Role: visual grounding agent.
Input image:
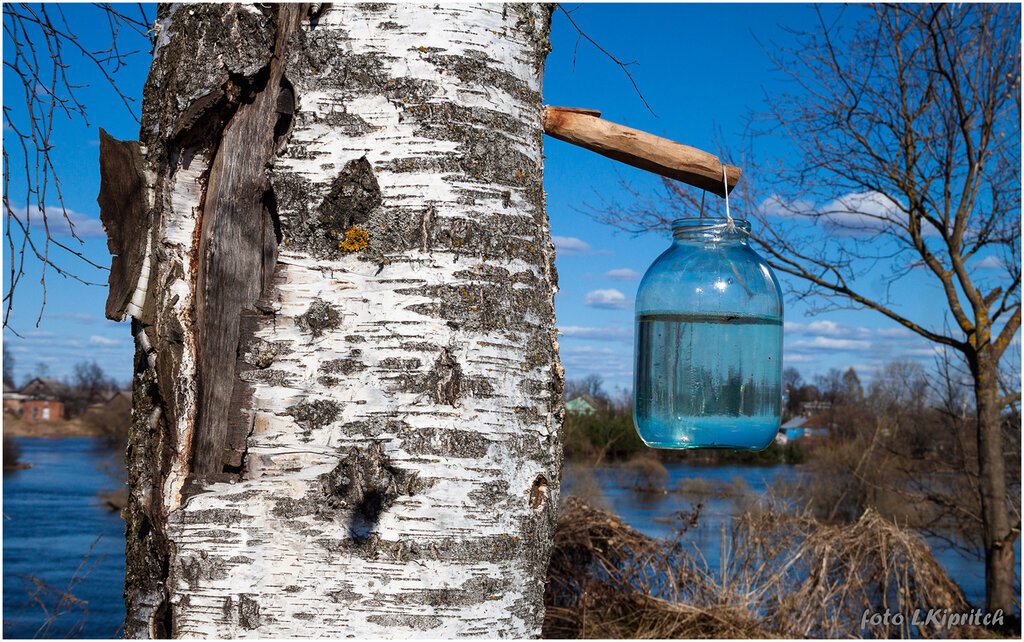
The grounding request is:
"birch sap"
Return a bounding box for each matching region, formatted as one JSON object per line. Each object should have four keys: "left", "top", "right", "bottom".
{"left": 635, "top": 312, "right": 782, "bottom": 449}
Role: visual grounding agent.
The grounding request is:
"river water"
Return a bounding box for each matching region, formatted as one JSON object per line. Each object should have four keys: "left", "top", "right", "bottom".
{"left": 1, "top": 437, "right": 1006, "bottom": 637}
{"left": 3, "top": 438, "right": 126, "bottom": 639}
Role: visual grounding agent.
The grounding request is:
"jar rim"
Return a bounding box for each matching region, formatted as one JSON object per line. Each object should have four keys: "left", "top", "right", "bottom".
{"left": 671, "top": 217, "right": 751, "bottom": 234}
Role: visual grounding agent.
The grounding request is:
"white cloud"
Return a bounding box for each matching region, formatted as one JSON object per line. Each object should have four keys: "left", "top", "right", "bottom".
{"left": 10, "top": 206, "right": 106, "bottom": 238}
{"left": 552, "top": 235, "right": 613, "bottom": 256}
{"left": 47, "top": 313, "right": 98, "bottom": 324}
{"left": 876, "top": 327, "right": 914, "bottom": 339}
{"left": 553, "top": 236, "right": 591, "bottom": 255}
{"left": 848, "top": 363, "right": 881, "bottom": 375}
{"left": 973, "top": 256, "right": 1006, "bottom": 270}
{"left": 761, "top": 191, "right": 941, "bottom": 238}
{"left": 758, "top": 194, "right": 815, "bottom": 219}
{"left": 583, "top": 288, "right": 631, "bottom": 310}
{"left": 559, "top": 345, "right": 633, "bottom": 378}
{"left": 805, "top": 320, "right": 843, "bottom": 336}
{"left": 786, "top": 319, "right": 871, "bottom": 340}
{"left": 564, "top": 346, "right": 619, "bottom": 355}
{"left": 900, "top": 344, "right": 945, "bottom": 358}
{"left": 820, "top": 191, "right": 905, "bottom": 232}
{"left": 602, "top": 268, "right": 641, "bottom": 281}
{"left": 827, "top": 192, "right": 944, "bottom": 237}
{"left": 780, "top": 314, "right": 963, "bottom": 384}
{"left": 789, "top": 337, "right": 872, "bottom": 351}
{"left": 4, "top": 326, "right": 134, "bottom": 384}
{"left": 560, "top": 324, "right": 633, "bottom": 343}
{"left": 782, "top": 354, "right": 817, "bottom": 363}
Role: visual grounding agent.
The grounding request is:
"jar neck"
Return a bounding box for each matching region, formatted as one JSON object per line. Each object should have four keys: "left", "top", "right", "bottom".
{"left": 671, "top": 217, "right": 751, "bottom": 244}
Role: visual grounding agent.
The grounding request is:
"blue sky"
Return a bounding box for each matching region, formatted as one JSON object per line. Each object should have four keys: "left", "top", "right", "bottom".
{"left": 2, "top": 4, "right": 1009, "bottom": 392}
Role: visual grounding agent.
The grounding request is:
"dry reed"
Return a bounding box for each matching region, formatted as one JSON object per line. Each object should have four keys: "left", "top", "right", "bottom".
{"left": 543, "top": 497, "right": 990, "bottom": 639}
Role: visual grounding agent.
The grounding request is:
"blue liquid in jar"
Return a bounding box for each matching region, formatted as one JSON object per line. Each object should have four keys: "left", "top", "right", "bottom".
{"left": 634, "top": 312, "right": 782, "bottom": 449}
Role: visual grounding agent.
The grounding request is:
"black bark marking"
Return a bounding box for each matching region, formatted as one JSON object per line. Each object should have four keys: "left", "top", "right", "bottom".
{"left": 222, "top": 308, "right": 270, "bottom": 473}
{"left": 318, "top": 157, "right": 381, "bottom": 234}
{"left": 429, "top": 348, "right": 462, "bottom": 406}
{"left": 298, "top": 299, "right": 340, "bottom": 338}
{"left": 238, "top": 594, "right": 260, "bottom": 630}
{"left": 191, "top": 5, "right": 304, "bottom": 476}
{"left": 123, "top": 356, "right": 176, "bottom": 638}
{"left": 151, "top": 596, "right": 171, "bottom": 638}
{"left": 97, "top": 129, "right": 150, "bottom": 322}
{"left": 274, "top": 77, "right": 295, "bottom": 146}
{"left": 288, "top": 398, "right": 341, "bottom": 441}
{"left": 321, "top": 357, "right": 365, "bottom": 375}
{"left": 321, "top": 444, "right": 414, "bottom": 544}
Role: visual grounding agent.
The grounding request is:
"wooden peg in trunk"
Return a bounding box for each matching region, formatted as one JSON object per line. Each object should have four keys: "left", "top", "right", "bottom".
{"left": 543, "top": 106, "right": 741, "bottom": 197}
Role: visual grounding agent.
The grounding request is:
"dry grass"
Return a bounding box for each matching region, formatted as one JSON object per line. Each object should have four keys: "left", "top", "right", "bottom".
{"left": 624, "top": 453, "right": 669, "bottom": 491}
{"left": 2, "top": 536, "right": 106, "bottom": 638}
{"left": 543, "top": 497, "right": 989, "bottom": 639}
{"left": 2, "top": 414, "right": 104, "bottom": 438}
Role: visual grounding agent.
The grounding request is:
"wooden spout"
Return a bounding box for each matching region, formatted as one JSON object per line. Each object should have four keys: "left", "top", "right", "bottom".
{"left": 543, "top": 106, "right": 740, "bottom": 197}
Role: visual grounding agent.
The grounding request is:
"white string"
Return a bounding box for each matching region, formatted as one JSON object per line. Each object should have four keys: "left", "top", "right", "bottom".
{"left": 723, "top": 165, "right": 735, "bottom": 232}
{"left": 673, "top": 167, "right": 748, "bottom": 236}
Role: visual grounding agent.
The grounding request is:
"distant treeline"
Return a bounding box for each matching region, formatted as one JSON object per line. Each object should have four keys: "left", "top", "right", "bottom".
{"left": 561, "top": 374, "right": 804, "bottom": 465}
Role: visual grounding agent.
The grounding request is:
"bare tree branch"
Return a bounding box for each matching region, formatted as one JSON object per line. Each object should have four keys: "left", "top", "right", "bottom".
{"left": 2, "top": 3, "right": 153, "bottom": 327}
{"left": 554, "top": 3, "right": 656, "bottom": 116}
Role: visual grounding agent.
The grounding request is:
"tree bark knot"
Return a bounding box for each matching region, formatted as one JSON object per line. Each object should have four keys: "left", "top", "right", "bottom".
{"left": 429, "top": 347, "right": 462, "bottom": 406}
{"left": 321, "top": 444, "right": 417, "bottom": 543}
{"left": 287, "top": 398, "right": 341, "bottom": 441}
{"left": 319, "top": 157, "right": 381, "bottom": 236}
{"left": 298, "top": 298, "right": 341, "bottom": 338}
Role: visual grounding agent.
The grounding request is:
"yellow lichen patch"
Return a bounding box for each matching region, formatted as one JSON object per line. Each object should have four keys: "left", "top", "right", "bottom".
{"left": 339, "top": 227, "right": 369, "bottom": 252}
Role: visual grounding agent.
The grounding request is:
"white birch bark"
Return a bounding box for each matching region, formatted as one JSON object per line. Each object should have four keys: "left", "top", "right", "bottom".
{"left": 120, "top": 3, "right": 562, "bottom": 638}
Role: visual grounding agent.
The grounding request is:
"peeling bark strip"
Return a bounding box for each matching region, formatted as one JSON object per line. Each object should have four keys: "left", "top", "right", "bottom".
{"left": 97, "top": 129, "right": 151, "bottom": 322}
{"left": 117, "top": 4, "right": 562, "bottom": 638}
{"left": 192, "top": 4, "right": 305, "bottom": 477}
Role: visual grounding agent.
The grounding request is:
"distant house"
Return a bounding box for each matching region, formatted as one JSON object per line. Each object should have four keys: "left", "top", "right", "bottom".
{"left": 17, "top": 377, "right": 69, "bottom": 421}
{"left": 775, "top": 416, "right": 804, "bottom": 445}
{"left": 87, "top": 390, "right": 131, "bottom": 416}
{"left": 3, "top": 382, "right": 28, "bottom": 415}
{"left": 780, "top": 415, "right": 830, "bottom": 442}
{"left": 565, "top": 397, "right": 597, "bottom": 415}
{"left": 20, "top": 377, "right": 70, "bottom": 399}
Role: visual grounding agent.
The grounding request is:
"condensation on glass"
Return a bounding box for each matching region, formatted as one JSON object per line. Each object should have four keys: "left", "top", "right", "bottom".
{"left": 634, "top": 217, "right": 783, "bottom": 449}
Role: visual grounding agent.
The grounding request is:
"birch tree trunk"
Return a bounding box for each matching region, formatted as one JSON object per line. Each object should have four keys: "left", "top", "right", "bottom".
{"left": 101, "top": 4, "right": 562, "bottom": 637}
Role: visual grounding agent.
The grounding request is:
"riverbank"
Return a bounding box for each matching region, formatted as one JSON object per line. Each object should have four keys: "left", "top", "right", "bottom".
{"left": 2, "top": 415, "right": 107, "bottom": 438}
{"left": 3, "top": 437, "right": 1015, "bottom": 637}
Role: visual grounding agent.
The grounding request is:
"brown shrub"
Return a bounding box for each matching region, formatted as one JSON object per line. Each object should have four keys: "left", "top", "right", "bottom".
{"left": 543, "top": 497, "right": 983, "bottom": 639}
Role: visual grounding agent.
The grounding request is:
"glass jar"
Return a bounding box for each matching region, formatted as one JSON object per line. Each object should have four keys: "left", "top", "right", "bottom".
{"left": 634, "top": 217, "right": 783, "bottom": 449}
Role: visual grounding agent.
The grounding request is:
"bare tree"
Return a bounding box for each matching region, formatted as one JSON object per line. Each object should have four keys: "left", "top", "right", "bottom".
{"left": 30, "top": 360, "right": 48, "bottom": 381}
{"left": 564, "top": 374, "right": 607, "bottom": 401}
{"left": 59, "top": 360, "right": 118, "bottom": 417}
{"left": 3, "top": 345, "right": 15, "bottom": 388}
{"left": 591, "top": 4, "right": 1020, "bottom": 614}
{"left": 2, "top": 3, "right": 151, "bottom": 327}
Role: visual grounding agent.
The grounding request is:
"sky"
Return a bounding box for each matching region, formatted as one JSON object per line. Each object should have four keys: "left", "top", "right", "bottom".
{"left": 2, "top": 3, "right": 1016, "bottom": 393}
